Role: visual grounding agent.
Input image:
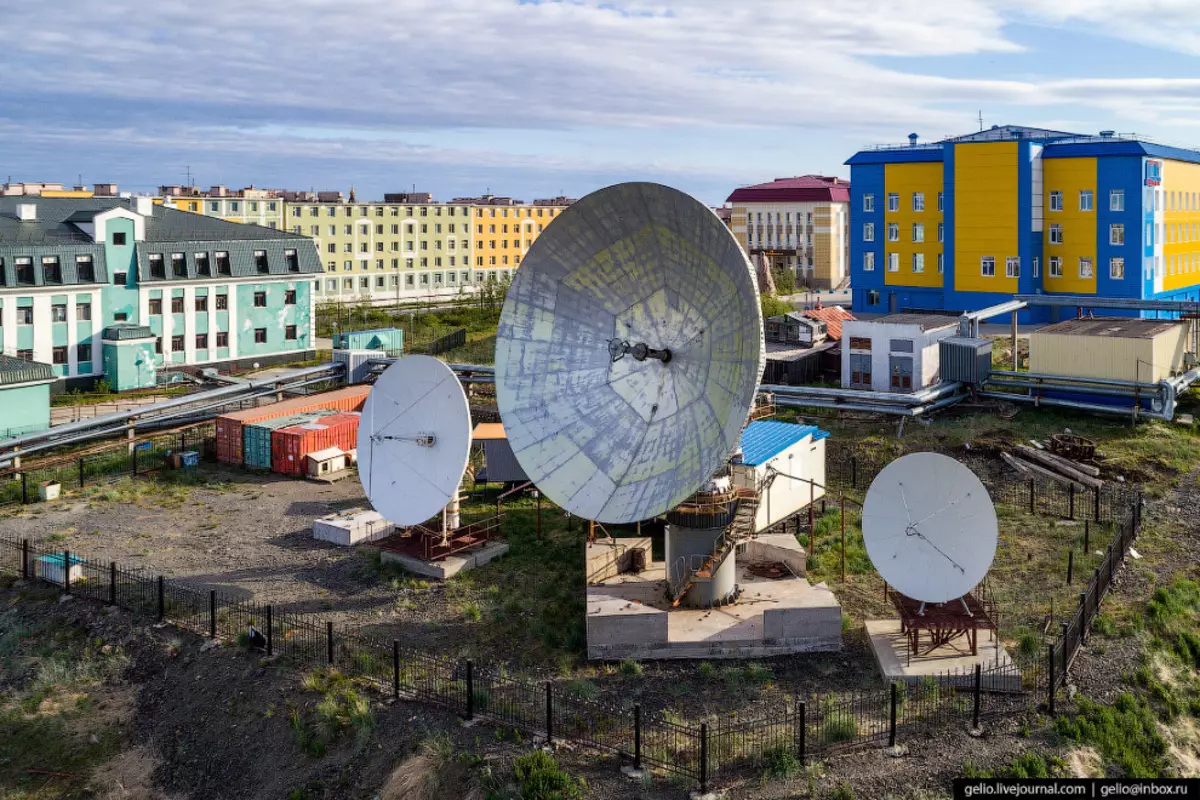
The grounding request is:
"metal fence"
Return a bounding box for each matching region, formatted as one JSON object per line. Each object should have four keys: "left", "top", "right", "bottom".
{"left": 0, "top": 449, "right": 1144, "bottom": 791}
{"left": 409, "top": 327, "right": 467, "bottom": 356}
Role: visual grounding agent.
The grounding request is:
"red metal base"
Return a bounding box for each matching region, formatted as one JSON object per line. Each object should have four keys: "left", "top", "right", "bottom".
{"left": 374, "top": 514, "right": 503, "bottom": 562}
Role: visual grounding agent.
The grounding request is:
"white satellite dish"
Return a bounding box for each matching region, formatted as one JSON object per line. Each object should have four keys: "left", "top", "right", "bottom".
{"left": 861, "top": 452, "right": 998, "bottom": 604}
{"left": 357, "top": 355, "right": 471, "bottom": 526}
{"left": 494, "top": 182, "right": 765, "bottom": 524}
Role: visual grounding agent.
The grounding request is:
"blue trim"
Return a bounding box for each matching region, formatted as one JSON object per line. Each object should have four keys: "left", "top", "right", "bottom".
{"left": 738, "top": 421, "right": 829, "bottom": 466}
{"left": 849, "top": 164, "right": 885, "bottom": 314}
{"left": 1017, "top": 140, "right": 1032, "bottom": 296}
{"left": 1044, "top": 141, "right": 1200, "bottom": 165}
{"left": 845, "top": 149, "right": 945, "bottom": 166}
{"left": 943, "top": 143, "right": 956, "bottom": 299}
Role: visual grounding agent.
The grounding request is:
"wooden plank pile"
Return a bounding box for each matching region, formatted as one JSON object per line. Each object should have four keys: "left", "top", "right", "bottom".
{"left": 1002, "top": 436, "right": 1103, "bottom": 490}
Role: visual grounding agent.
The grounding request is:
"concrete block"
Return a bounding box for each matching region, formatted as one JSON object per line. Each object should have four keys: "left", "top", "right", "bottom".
{"left": 743, "top": 534, "right": 807, "bottom": 577}
{"left": 313, "top": 510, "right": 393, "bottom": 546}
{"left": 380, "top": 541, "right": 510, "bottom": 580}
{"left": 586, "top": 538, "right": 651, "bottom": 584}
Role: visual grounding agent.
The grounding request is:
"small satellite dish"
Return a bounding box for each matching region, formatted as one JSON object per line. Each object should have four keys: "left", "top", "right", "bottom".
{"left": 357, "top": 355, "right": 471, "bottom": 526}
{"left": 495, "top": 182, "right": 765, "bottom": 523}
{"left": 861, "top": 452, "right": 998, "bottom": 603}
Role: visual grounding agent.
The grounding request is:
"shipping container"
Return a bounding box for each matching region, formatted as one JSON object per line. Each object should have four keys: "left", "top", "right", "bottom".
{"left": 1030, "top": 317, "right": 1189, "bottom": 384}
{"left": 243, "top": 411, "right": 331, "bottom": 470}
{"left": 215, "top": 385, "right": 370, "bottom": 464}
{"left": 272, "top": 412, "right": 362, "bottom": 476}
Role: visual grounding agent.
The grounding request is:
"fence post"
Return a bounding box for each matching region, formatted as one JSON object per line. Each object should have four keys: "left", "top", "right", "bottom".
{"left": 633, "top": 704, "right": 642, "bottom": 771}
{"left": 209, "top": 590, "right": 216, "bottom": 638}
{"left": 266, "top": 605, "right": 273, "bottom": 656}
{"left": 392, "top": 640, "right": 400, "bottom": 699}
{"left": 21, "top": 538, "right": 28, "bottom": 580}
{"left": 972, "top": 664, "right": 982, "bottom": 730}
{"left": 466, "top": 660, "right": 474, "bottom": 721}
{"left": 851, "top": 457, "right": 857, "bottom": 489}
{"left": 21, "top": 473, "right": 27, "bottom": 505}
{"left": 545, "top": 682, "right": 553, "bottom": 745}
{"left": 1093, "top": 486, "right": 1100, "bottom": 521}
{"left": 326, "top": 621, "right": 334, "bottom": 665}
{"left": 62, "top": 549, "right": 71, "bottom": 594}
{"left": 700, "top": 722, "right": 709, "bottom": 794}
{"left": 1066, "top": 550, "right": 1074, "bottom": 586}
{"left": 1047, "top": 644, "right": 1056, "bottom": 715}
{"left": 1084, "top": 520, "right": 1090, "bottom": 553}
{"left": 1107, "top": 544, "right": 1115, "bottom": 583}
{"left": 1078, "top": 592, "right": 1088, "bottom": 643}
{"left": 109, "top": 561, "right": 116, "bottom": 606}
{"left": 798, "top": 700, "right": 806, "bottom": 765}
{"left": 1068, "top": 483, "right": 1076, "bottom": 520}
{"left": 131, "top": 448, "right": 138, "bottom": 476}
{"left": 157, "top": 576, "right": 164, "bottom": 622}
{"left": 888, "top": 682, "right": 898, "bottom": 748}
{"left": 79, "top": 458, "right": 85, "bottom": 489}
{"left": 1028, "top": 478, "right": 1035, "bottom": 514}
{"left": 1093, "top": 569, "right": 1101, "bottom": 622}
{"left": 1060, "top": 621, "right": 1070, "bottom": 681}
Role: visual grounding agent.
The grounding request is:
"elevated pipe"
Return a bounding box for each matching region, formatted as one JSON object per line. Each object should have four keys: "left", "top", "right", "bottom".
{"left": 763, "top": 381, "right": 963, "bottom": 407}
{"left": 775, "top": 391, "right": 965, "bottom": 418}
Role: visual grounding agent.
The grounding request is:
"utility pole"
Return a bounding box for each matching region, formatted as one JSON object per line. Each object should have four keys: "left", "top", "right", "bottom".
{"left": 978, "top": 110, "right": 984, "bottom": 131}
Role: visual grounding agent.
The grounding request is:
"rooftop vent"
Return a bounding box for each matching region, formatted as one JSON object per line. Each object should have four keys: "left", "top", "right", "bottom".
{"left": 127, "top": 196, "right": 154, "bottom": 216}
{"left": 1099, "top": 130, "right": 1115, "bottom": 137}
{"left": 15, "top": 203, "right": 36, "bottom": 222}
{"left": 908, "top": 133, "right": 919, "bottom": 146}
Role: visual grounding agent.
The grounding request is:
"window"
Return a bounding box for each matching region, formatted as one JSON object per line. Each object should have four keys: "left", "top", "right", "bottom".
{"left": 253, "top": 291, "right": 267, "bottom": 307}
{"left": 912, "top": 223, "right": 924, "bottom": 243}
{"left": 285, "top": 325, "right": 297, "bottom": 341}
{"left": 1079, "top": 190, "right": 1093, "bottom": 212}
{"left": 51, "top": 303, "right": 67, "bottom": 322}
{"left": 1049, "top": 256, "right": 1063, "bottom": 278}
{"left": 284, "top": 289, "right": 296, "bottom": 305}
{"left": 254, "top": 250, "right": 269, "bottom": 273}
{"left": 937, "top": 192, "right": 944, "bottom": 212}
{"left": 887, "top": 253, "right": 899, "bottom": 272}
{"left": 1110, "top": 257, "right": 1125, "bottom": 279}
{"left": 937, "top": 222, "right": 944, "bottom": 243}
{"left": 195, "top": 252, "right": 210, "bottom": 276}
{"left": 254, "top": 328, "right": 267, "bottom": 344}
{"left": 887, "top": 193, "right": 899, "bottom": 212}
{"left": 77, "top": 343, "right": 91, "bottom": 363}
{"left": 16, "top": 348, "right": 32, "bottom": 360}
{"left": 76, "top": 302, "right": 91, "bottom": 321}
{"left": 1033, "top": 257, "right": 1039, "bottom": 278}
{"left": 216, "top": 331, "right": 229, "bottom": 348}
{"left": 912, "top": 192, "right": 924, "bottom": 212}
{"left": 1110, "top": 224, "right": 1125, "bottom": 245}
{"left": 1005, "top": 257, "right": 1020, "bottom": 278}
{"left": 113, "top": 312, "right": 127, "bottom": 322}
{"left": 937, "top": 253, "right": 944, "bottom": 274}
{"left": 849, "top": 337, "right": 872, "bottom": 351}
{"left": 171, "top": 335, "right": 184, "bottom": 352}
{"left": 285, "top": 249, "right": 299, "bottom": 272}
{"left": 148, "top": 298, "right": 163, "bottom": 316}
{"left": 170, "top": 296, "right": 183, "bottom": 313}
{"left": 360, "top": 276, "right": 369, "bottom": 288}
{"left": 215, "top": 251, "right": 231, "bottom": 275}
{"left": 195, "top": 296, "right": 208, "bottom": 312}
{"left": 863, "top": 252, "right": 875, "bottom": 272}
{"left": 112, "top": 231, "right": 126, "bottom": 246}
{"left": 1079, "top": 257, "right": 1093, "bottom": 279}
{"left": 863, "top": 193, "right": 874, "bottom": 212}
{"left": 15, "top": 257, "right": 33, "bottom": 285}
{"left": 52, "top": 346, "right": 67, "bottom": 365}
{"left": 215, "top": 294, "right": 228, "bottom": 310}
{"left": 886, "top": 223, "right": 899, "bottom": 242}
{"left": 76, "top": 255, "right": 94, "bottom": 282}
{"left": 1049, "top": 224, "right": 1063, "bottom": 245}
{"left": 981, "top": 256, "right": 996, "bottom": 277}
{"left": 867, "top": 290, "right": 880, "bottom": 307}
{"left": 863, "top": 223, "right": 874, "bottom": 242}
{"left": 229, "top": 201, "right": 239, "bottom": 212}
{"left": 1049, "top": 191, "right": 1063, "bottom": 212}
{"left": 1110, "top": 189, "right": 1125, "bottom": 212}
{"left": 195, "top": 333, "right": 208, "bottom": 350}
{"left": 912, "top": 253, "right": 925, "bottom": 273}
{"left": 172, "top": 252, "right": 187, "bottom": 277}
{"left": 149, "top": 253, "right": 165, "bottom": 279}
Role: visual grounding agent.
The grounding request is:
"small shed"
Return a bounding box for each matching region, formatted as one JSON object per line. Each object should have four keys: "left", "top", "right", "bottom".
{"left": 306, "top": 446, "right": 352, "bottom": 479}
{"left": 802, "top": 305, "right": 855, "bottom": 342}
{"left": 766, "top": 312, "right": 826, "bottom": 347}
{"left": 1029, "top": 317, "right": 1191, "bottom": 384}
{"left": 472, "top": 422, "right": 527, "bottom": 484}
{"left": 840, "top": 314, "right": 959, "bottom": 392}
{"left": 0, "top": 354, "right": 55, "bottom": 437}
{"left": 332, "top": 328, "right": 404, "bottom": 354}
{"left": 763, "top": 340, "right": 837, "bottom": 385}
{"left": 731, "top": 421, "right": 829, "bottom": 533}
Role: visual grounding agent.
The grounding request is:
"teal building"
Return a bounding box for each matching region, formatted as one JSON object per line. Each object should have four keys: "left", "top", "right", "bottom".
{"left": 0, "top": 354, "right": 55, "bottom": 437}
{"left": 0, "top": 197, "right": 322, "bottom": 391}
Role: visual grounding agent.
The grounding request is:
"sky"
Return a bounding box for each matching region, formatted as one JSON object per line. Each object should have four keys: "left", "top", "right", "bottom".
{"left": 2, "top": 0, "right": 1200, "bottom": 206}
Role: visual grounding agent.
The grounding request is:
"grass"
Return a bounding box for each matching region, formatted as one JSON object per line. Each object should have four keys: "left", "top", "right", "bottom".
{"left": 962, "top": 751, "right": 1067, "bottom": 778}
{"left": 618, "top": 658, "right": 643, "bottom": 677}
{"left": 511, "top": 750, "right": 588, "bottom": 800}
{"left": 1056, "top": 693, "right": 1168, "bottom": 778}
{"left": 292, "top": 668, "right": 376, "bottom": 757}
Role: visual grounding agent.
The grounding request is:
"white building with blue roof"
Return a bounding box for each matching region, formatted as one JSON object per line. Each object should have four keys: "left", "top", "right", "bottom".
{"left": 732, "top": 420, "right": 830, "bottom": 532}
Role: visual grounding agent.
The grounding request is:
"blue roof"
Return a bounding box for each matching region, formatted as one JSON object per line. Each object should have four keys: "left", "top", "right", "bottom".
{"left": 738, "top": 421, "right": 830, "bottom": 466}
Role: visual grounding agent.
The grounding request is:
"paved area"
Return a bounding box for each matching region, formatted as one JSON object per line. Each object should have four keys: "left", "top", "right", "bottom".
{"left": 865, "top": 618, "right": 1018, "bottom": 688}
{"left": 50, "top": 396, "right": 174, "bottom": 427}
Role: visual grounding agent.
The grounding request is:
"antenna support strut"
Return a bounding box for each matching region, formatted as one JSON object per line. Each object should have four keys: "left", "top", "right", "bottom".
{"left": 607, "top": 338, "right": 672, "bottom": 364}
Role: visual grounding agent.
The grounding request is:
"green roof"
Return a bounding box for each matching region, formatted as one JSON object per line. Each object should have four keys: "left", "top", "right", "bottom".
{"left": 0, "top": 354, "right": 55, "bottom": 387}
{"left": 0, "top": 197, "right": 322, "bottom": 287}
{"left": 102, "top": 324, "right": 155, "bottom": 341}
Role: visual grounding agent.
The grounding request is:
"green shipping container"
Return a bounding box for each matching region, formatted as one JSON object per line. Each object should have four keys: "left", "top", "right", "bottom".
{"left": 332, "top": 327, "right": 404, "bottom": 354}
{"left": 243, "top": 412, "right": 331, "bottom": 469}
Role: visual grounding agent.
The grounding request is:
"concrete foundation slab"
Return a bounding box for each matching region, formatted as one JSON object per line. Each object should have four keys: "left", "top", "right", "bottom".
{"left": 587, "top": 559, "right": 841, "bottom": 660}
{"left": 381, "top": 541, "right": 509, "bottom": 579}
{"left": 865, "top": 619, "right": 1021, "bottom": 690}
{"left": 586, "top": 538, "right": 652, "bottom": 584}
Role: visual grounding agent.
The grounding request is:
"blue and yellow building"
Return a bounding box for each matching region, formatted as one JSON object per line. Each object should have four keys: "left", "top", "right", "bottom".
{"left": 846, "top": 125, "right": 1200, "bottom": 320}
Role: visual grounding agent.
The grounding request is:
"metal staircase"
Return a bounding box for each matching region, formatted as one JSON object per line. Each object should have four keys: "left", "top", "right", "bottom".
{"left": 669, "top": 478, "right": 771, "bottom": 608}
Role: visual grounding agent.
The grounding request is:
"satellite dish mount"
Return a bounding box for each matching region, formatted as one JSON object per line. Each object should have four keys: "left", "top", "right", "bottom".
{"left": 607, "top": 337, "right": 672, "bottom": 365}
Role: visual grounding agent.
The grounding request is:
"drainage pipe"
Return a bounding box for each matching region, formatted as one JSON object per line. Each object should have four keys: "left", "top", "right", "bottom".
{"left": 987, "top": 369, "right": 1160, "bottom": 391}
{"left": 774, "top": 392, "right": 966, "bottom": 418}
{"left": 976, "top": 391, "right": 1168, "bottom": 422}
{"left": 763, "top": 381, "right": 963, "bottom": 407}
{"left": 983, "top": 380, "right": 1153, "bottom": 400}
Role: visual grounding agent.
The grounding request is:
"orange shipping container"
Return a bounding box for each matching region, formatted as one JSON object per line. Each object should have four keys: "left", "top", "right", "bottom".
{"left": 271, "top": 412, "right": 362, "bottom": 476}
{"left": 215, "top": 385, "right": 370, "bottom": 464}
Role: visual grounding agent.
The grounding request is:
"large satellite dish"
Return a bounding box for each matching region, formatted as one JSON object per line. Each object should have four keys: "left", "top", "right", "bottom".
{"left": 357, "top": 355, "right": 471, "bottom": 526}
{"left": 861, "top": 453, "right": 998, "bottom": 603}
{"left": 495, "top": 182, "right": 765, "bottom": 524}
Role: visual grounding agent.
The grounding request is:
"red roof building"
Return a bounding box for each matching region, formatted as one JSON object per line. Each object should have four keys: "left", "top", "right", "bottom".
{"left": 725, "top": 175, "right": 851, "bottom": 205}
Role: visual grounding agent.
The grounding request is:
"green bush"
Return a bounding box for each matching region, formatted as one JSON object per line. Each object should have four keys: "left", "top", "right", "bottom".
{"left": 745, "top": 662, "right": 773, "bottom": 685}
{"left": 758, "top": 745, "right": 803, "bottom": 780}
{"left": 697, "top": 661, "right": 715, "bottom": 679}
{"left": 821, "top": 711, "right": 858, "bottom": 744}
{"left": 1017, "top": 630, "right": 1041, "bottom": 658}
{"left": 511, "top": 750, "right": 587, "bottom": 800}
{"left": 1055, "top": 693, "right": 1167, "bottom": 777}
{"left": 564, "top": 679, "right": 599, "bottom": 702}
{"left": 618, "top": 658, "right": 643, "bottom": 677}
{"left": 830, "top": 782, "right": 855, "bottom": 800}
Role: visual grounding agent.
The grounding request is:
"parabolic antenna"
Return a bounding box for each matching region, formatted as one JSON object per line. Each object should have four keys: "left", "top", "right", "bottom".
{"left": 495, "top": 182, "right": 765, "bottom": 524}
{"left": 357, "top": 355, "right": 471, "bottom": 526}
{"left": 861, "top": 452, "right": 998, "bottom": 604}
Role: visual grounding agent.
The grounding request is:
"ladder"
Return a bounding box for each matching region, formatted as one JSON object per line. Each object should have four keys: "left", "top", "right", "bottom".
{"left": 670, "top": 486, "right": 763, "bottom": 608}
